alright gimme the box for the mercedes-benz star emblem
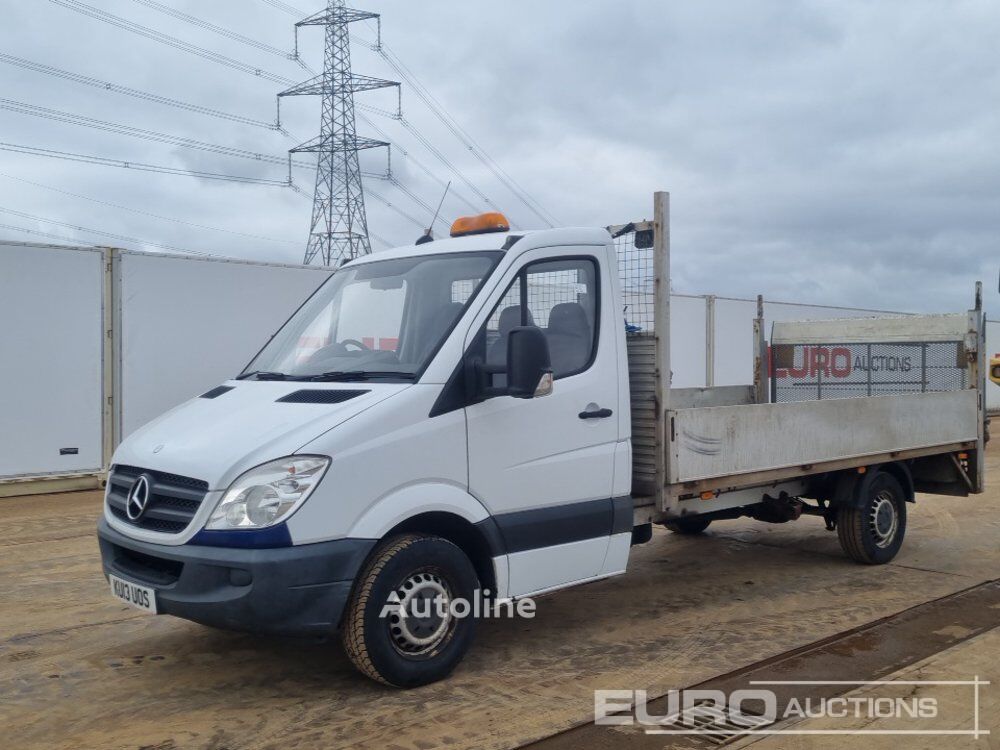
[125,475,152,521]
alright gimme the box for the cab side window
[480,257,598,380]
[526,258,598,378]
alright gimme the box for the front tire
[341,533,479,688]
[837,472,907,564]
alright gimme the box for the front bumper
[97,518,375,636]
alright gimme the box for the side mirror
[506,326,553,399]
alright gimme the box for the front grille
[107,464,209,535]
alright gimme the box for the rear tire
[837,472,907,564]
[664,516,712,535]
[341,533,479,688]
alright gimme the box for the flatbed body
[615,197,986,526]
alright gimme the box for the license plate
[109,574,158,614]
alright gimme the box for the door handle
[579,407,613,420]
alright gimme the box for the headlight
[206,456,329,530]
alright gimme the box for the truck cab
[99,218,633,687]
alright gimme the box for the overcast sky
[0,0,997,314]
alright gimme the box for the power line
[44,0,492,244]
[369,231,393,249]
[0,170,299,246]
[0,221,98,246]
[129,0,294,61]
[364,188,429,232]
[44,0,487,227]
[387,177,448,230]
[295,182,428,233]
[396,114,510,223]
[0,59,397,186]
[357,30,559,227]
[258,0,305,15]
[359,112,483,214]
[0,53,278,131]
[255,0,500,219]
[0,205,218,256]
[259,0,306,17]
[272,39,484,220]
[382,39,560,227]
[49,0,295,85]
[78,0,518,229]
[0,141,292,186]
[0,97,322,171]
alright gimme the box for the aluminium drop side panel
[115,251,332,440]
[771,313,969,345]
[0,243,105,479]
[668,389,979,485]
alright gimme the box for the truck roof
[350,226,613,264]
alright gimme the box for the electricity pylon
[280,0,399,266]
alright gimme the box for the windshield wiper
[236,370,289,381]
[307,371,417,382]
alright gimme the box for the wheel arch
[834,462,914,510]
[346,484,504,596]
[384,512,501,596]
[879,461,915,504]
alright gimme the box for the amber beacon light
[450,212,511,238]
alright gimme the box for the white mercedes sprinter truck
[98,192,987,687]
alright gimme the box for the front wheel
[837,472,907,564]
[341,533,479,688]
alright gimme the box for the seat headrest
[497,305,534,334]
[548,302,590,337]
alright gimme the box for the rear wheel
[341,533,479,688]
[837,472,907,564]
[664,516,712,535]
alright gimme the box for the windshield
[242,252,501,381]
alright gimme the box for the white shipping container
[0,243,105,479]
[115,251,331,439]
[987,319,999,412]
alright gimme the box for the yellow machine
[991,354,1000,386]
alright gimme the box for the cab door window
[525,258,598,378]
[479,256,599,380]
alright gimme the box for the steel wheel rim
[388,571,453,656]
[869,491,899,548]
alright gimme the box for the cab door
[464,245,621,598]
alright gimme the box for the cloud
[0,0,996,314]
